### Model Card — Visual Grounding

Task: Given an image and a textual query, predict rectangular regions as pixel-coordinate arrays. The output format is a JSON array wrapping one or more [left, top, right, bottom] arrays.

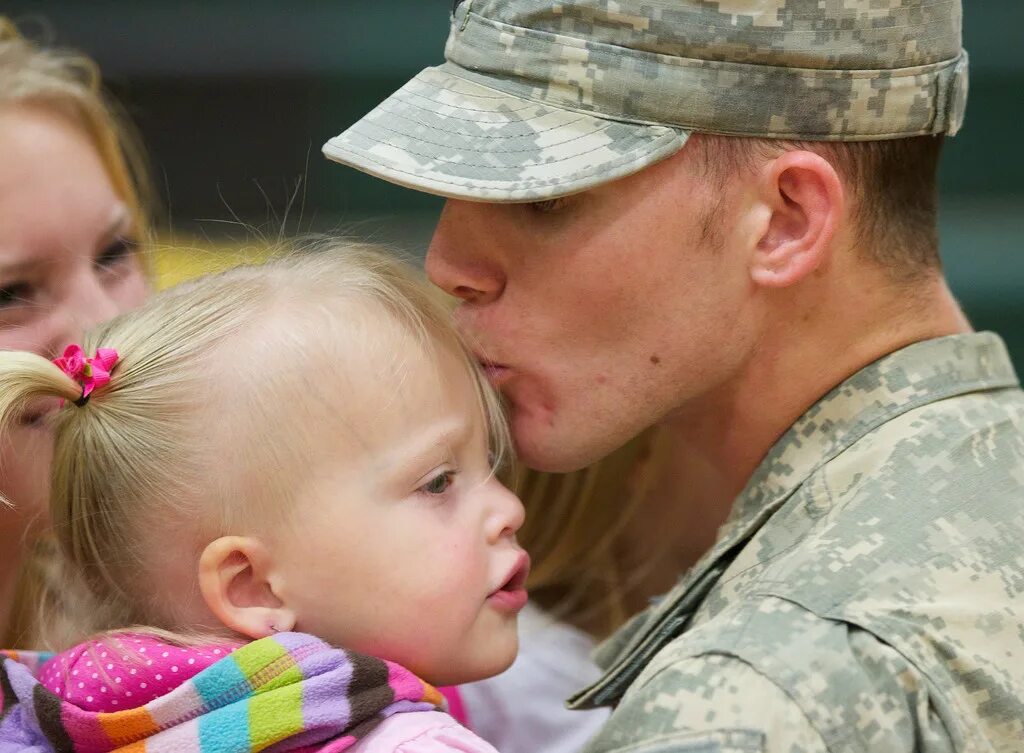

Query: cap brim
[[323, 64, 688, 203]]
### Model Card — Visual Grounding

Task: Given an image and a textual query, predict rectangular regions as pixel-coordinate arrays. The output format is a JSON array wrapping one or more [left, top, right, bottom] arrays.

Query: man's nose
[[425, 200, 505, 306]]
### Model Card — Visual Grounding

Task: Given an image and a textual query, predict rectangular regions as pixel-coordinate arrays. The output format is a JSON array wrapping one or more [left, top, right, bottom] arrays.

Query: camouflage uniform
[[323, 3, 1014, 752], [567, 333, 1024, 752]]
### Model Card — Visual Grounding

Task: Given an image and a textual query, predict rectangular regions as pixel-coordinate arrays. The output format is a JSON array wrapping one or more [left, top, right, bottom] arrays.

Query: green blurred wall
[[8, 1, 1024, 362]]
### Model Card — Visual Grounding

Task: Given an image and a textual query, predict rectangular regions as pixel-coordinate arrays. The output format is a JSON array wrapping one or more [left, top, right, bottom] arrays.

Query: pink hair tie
[[52, 344, 119, 407]]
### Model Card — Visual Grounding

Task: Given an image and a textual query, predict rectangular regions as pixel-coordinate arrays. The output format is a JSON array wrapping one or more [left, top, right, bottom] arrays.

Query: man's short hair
[[693, 135, 945, 282]]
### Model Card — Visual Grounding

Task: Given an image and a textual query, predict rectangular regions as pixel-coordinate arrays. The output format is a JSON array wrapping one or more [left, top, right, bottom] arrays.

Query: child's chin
[[427, 641, 519, 687]]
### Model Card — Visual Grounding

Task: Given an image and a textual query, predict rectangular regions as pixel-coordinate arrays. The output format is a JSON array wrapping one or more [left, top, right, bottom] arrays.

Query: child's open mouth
[[488, 551, 530, 612]]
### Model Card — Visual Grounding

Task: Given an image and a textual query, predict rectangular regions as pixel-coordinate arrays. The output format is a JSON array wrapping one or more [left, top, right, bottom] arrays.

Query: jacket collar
[[570, 332, 1019, 709]]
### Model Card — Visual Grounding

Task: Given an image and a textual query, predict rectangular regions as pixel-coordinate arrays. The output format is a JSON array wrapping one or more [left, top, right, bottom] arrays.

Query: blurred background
[[6, 1, 1024, 364]]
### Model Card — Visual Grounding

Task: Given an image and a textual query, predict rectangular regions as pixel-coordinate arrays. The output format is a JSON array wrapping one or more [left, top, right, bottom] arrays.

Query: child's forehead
[[252, 307, 478, 434], [296, 336, 487, 481], [198, 307, 486, 514], [339, 337, 479, 427]]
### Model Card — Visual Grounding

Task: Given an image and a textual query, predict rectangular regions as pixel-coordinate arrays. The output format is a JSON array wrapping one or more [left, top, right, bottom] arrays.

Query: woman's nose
[[49, 268, 119, 353]]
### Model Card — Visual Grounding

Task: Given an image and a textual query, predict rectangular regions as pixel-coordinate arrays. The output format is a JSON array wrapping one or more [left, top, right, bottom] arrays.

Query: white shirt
[[458, 603, 610, 753]]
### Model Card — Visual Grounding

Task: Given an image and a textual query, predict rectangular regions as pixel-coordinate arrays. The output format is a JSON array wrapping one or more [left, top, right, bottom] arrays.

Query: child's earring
[[265, 610, 295, 636]]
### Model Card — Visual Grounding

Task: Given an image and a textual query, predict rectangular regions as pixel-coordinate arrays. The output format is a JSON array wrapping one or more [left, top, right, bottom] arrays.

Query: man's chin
[[512, 416, 602, 473]]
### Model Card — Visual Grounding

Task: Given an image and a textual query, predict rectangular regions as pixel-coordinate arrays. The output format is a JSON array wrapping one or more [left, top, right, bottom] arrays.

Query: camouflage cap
[[323, 0, 968, 203]]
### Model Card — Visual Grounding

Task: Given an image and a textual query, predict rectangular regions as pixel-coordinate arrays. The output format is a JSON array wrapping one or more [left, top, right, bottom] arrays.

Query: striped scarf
[[0, 632, 443, 752]]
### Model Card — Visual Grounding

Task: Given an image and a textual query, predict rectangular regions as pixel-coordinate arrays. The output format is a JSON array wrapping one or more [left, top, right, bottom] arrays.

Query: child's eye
[[419, 471, 455, 495]]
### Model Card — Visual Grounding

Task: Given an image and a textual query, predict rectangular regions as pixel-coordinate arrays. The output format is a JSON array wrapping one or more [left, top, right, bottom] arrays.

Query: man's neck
[[661, 274, 972, 512]]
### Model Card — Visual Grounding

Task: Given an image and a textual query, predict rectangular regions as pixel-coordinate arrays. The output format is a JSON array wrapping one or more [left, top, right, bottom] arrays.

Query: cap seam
[[345, 120, 666, 167], [386, 89, 585, 128], [438, 63, 682, 131], [439, 64, 948, 140], [400, 77, 540, 115], [324, 133, 681, 191], [355, 107, 622, 154], [456, 10, 965, 80]]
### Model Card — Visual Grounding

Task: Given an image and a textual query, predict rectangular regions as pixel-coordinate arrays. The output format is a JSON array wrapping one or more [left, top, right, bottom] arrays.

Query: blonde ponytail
[[0, 354, 81, 508]]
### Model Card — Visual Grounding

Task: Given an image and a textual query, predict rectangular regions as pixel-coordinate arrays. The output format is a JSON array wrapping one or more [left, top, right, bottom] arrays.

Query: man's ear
[[749, 150, 844, 288], [198, 536, 296, 639]]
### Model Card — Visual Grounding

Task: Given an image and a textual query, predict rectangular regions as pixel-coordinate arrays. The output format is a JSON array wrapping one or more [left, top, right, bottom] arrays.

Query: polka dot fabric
[[37, 633, 239, 712]]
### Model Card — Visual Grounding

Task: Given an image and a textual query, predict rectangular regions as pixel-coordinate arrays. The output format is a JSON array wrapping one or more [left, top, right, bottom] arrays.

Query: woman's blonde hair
[[0, 16, 152, 240], [0, 243, 509, 649], [516, 428, 670, 639]]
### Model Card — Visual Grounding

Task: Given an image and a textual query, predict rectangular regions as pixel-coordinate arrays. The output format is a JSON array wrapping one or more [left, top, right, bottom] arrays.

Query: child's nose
[[487, 480, 525, 543]]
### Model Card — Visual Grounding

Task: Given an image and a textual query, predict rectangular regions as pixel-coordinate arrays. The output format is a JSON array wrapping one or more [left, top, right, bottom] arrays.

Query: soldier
[[324, 2, 1024, 751]]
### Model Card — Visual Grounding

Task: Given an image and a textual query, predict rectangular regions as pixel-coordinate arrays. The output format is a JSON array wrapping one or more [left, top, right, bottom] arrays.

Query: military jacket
[[570, 333, 1024, 753]]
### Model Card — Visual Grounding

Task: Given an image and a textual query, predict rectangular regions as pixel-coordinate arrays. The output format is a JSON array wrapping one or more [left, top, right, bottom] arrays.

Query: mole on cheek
[[650, 355, 661, 366]]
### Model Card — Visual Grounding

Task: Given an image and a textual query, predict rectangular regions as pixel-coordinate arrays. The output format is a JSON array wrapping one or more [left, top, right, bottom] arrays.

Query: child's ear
[[198, 536, 296, 639]]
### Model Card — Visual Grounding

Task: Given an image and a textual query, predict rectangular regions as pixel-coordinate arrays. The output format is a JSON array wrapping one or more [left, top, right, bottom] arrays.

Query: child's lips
[[488, 552, 530, 613]]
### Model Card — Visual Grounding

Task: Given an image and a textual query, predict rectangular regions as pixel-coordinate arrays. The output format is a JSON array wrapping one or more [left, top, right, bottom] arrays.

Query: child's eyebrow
[[385, 419, 473, 476]]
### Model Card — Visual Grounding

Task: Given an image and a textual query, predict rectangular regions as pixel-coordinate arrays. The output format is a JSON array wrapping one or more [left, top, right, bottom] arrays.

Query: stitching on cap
[[459, 9, 961, 75], [348, 120, 649, 164], [440, 64, 947, 139], [388, 91, 562, 127], [413, 70, 513, 101], [405, 75, 539, 114], [359, 109, 616, 152], [327, 129, 680, 187], [380, 96, 593, 134], [457, 10, 964, 79]]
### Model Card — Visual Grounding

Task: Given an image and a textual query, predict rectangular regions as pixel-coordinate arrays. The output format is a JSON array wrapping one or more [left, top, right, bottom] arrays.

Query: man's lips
[[488, 551, 530, 612], [477, 358, 514, 387]]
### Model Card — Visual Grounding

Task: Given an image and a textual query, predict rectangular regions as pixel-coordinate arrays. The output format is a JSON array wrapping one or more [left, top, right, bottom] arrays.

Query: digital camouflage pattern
[[324, 0, 968, 202], [567, 333, 1024, 753]]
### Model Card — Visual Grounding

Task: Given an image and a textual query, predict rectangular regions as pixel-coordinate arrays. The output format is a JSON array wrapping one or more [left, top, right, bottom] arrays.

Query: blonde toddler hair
[[0, 243, 509, 649]]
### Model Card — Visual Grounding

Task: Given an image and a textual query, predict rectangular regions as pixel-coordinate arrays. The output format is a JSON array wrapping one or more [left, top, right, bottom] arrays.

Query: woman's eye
[[0, 282, 34, 310], [94, 237, 139, 271], [420, 471, 455, 495]]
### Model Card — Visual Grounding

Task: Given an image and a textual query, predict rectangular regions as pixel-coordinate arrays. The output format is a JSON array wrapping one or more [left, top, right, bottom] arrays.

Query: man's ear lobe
[[749, 150, 844, 288], [198, 536, 296, 640]]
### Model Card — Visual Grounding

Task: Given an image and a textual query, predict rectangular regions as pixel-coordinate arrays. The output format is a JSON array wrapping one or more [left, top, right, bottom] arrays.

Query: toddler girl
[[0, 244, 528, 752]]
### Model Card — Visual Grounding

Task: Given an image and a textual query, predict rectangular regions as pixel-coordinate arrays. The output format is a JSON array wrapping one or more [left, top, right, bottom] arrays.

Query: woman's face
[[0, 103, 148, 534], [0, 104, 148, 355]]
